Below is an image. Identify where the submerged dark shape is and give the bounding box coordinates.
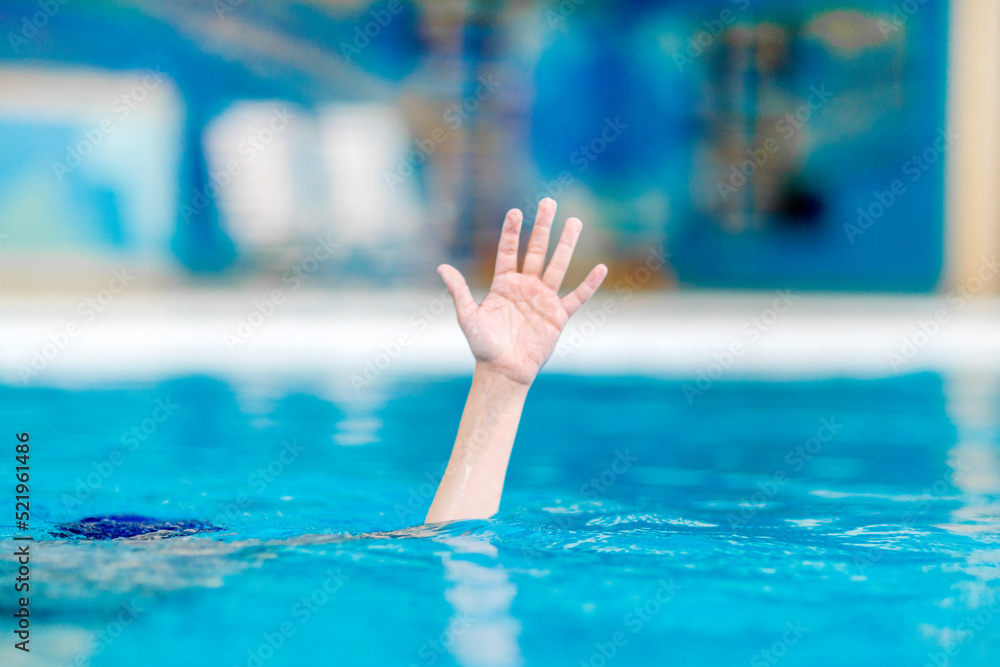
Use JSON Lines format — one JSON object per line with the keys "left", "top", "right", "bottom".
{"left": 51, "top": 515, "right": 221, "bottom": 540}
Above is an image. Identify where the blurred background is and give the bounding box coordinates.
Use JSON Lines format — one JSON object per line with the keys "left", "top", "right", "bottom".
{"left": 5, "top": 4, "right": 1000, "bottom": 665}
{"left": 0, "top": 0, "right": 998, "bottom": 383}
{"left": 1, "top": 0, "right": 995, "bottom": 289}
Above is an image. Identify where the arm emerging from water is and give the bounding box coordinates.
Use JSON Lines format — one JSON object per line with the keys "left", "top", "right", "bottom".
{"left": 425, "top": 199, "right": 607, "bottom": 523}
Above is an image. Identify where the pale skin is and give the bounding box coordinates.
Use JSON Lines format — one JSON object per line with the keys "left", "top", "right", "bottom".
{"left": 49, "top": 199, "right": 604, "bottom": 546}
{"left": 425, "top": 198, "right": 607, "bottom": 523}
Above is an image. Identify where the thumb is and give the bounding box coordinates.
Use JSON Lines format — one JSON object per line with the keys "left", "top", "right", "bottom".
{"left": 437, "top": 264, "right": 477, "bottom": 320}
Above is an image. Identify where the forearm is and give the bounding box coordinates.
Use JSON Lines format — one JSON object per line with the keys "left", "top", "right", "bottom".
{"left": 425, "top": 362, "right": 530, "bottom": 523}
{"left": 425, "top": 199, "right": 605, "bottom": 522}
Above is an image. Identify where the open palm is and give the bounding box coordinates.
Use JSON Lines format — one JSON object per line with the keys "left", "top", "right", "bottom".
{"left": 438, "top": 199, "right": 607, "bottom": 385}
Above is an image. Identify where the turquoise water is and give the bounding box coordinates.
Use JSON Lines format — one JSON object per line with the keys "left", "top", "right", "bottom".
{"left": 1, "top": 373, "right": 999, "bottom": 666}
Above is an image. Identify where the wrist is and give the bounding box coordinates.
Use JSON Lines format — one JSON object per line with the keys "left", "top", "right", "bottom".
{"left": 474, "top": 361, "right": 534, "bottom": 395}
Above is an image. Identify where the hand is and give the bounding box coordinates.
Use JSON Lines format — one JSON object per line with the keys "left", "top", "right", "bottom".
{"left": 437, "top": 199, "right": 607, "bottom": 386}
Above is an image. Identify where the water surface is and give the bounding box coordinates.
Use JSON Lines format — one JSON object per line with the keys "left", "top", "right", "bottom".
{"left": 1, "top": 373, "right": 998, "bottom": 666}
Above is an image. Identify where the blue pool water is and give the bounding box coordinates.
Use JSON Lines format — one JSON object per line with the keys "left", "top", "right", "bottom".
{"left": 1, "top": 373, "right": 999, "bottom": 666}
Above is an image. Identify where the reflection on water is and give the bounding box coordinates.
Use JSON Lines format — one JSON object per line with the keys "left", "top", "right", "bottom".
{"left": 0, "top": 373, "right": 998, "bottom": 666}
{"left": 438, "top": 537, "right": 522, "bottom": 667}
{"left": 922, "top": 374, "right": 1000, "bottom": 663}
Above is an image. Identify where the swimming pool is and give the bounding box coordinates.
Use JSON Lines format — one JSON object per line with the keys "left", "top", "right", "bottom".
{"left": 1, "top": 372, "right": 998, "bottom": 666}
